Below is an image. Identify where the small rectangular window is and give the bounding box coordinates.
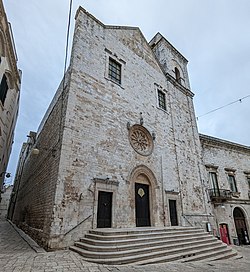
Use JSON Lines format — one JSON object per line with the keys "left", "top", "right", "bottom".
{"left": 228, "top": 174, "right": 237, "bottom": 192}
{"left": 108, "top": 58, "right": 121, "bottom": 84}
{"left": 158, "top": 90, "right": 166, "bottom": 110}
{"left": 209, "top": 172, "right": 220, "bottom": 196}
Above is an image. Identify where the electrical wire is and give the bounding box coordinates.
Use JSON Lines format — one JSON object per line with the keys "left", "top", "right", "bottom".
{"left": 63, "top": 0, "right": 73, "bottom": 89}
{"left": 197, "top": 94, "right": 250, "bottom": 120}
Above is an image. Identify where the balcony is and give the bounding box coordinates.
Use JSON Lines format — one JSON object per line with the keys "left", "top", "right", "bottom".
{"left": 208, "top": 189, "right": 233, "bottom": 202}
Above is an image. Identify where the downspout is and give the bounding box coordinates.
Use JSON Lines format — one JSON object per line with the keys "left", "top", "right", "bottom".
{"left": 161, "top": 154, "right": 166, "bottom": 226}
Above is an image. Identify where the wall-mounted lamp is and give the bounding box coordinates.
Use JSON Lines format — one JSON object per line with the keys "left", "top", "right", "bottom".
{"left": 0, "top": 172, "right": 11, "bottom": 178}
{"left": 139, "top": 112, "right": 144, "bottom": 125}
{"left": 127, "top": 122, "right": 130, "bottom": 130}
{"left": 31, "top": 148, "right": 40, "bottom": 155}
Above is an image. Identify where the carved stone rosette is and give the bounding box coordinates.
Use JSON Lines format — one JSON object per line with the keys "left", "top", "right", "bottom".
{"left": 129, "top": 124, "right": 154, "bottom": 156}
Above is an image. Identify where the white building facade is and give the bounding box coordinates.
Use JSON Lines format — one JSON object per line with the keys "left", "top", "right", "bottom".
{"left": 201, "top": 134, "right": 250, "bottom": 246}
{"left": 0, "top": 0, "right": 21, "bottom": 200}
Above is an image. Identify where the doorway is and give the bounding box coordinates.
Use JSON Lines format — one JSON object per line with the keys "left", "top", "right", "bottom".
{"left": 97, "top": 191, "right": 112, "bottom": 228}
{"left": 233, "top": 207, "right": 249, "bottom": 245}
{"left": 135, "top": 183, "right": 150, "bottom": 227}
{"left": 219, "top": 223, "right": 230, "bottom": 245}
{"left": 169, "top": 199, "right": 178, "bottom": 226}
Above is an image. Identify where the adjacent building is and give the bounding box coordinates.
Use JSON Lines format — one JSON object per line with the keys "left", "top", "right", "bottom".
{"left": 0, "top": 0, "right": 21, "bottom": 201}
{"left": 201, "top": 134, "right": 250, "bottom": 245}
{"left": 8, "top": 7, "right": 249, "bottom": 250}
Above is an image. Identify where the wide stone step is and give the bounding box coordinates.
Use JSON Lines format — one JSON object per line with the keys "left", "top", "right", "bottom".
{"left": 133, "top": 244, "right": 233, "bottom": 265}
{"left": 70, "top": 239, "right": 223, "bottom": 261}
{"left": 85, "top": 228, "right": 204, "bottom": 241}
{"left": 70, "top": 242, "right": 226, "bottom": 265}
{"left": 81, "top": 231, "right": 210, "bottom": 246}
{"left": 70, "top": 227, "right": 237, "bottom": 265}
{"left": 88, "top": 226, "right": 201, "bottom": 236}
{"left": 180, "top": 247, "right": 238, "bottom": 262}
{"left": 76, "top": 235, "right": 216, "bottom": 252}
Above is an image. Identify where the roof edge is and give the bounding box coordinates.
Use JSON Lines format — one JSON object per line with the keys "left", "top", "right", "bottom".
{"left": 150, "top": 32, "right": 188, "bottom": 63}
{"left": 199, "top": 134, "right": 250, "bottom": 152}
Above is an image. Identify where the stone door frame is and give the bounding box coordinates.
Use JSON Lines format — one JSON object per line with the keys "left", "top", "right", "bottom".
{"left": 129, "top": 165, "right": 159, "bottom": 227}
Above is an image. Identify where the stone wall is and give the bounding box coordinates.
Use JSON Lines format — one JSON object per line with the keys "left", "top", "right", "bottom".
{"left": 11, "top": 77, "right": 70, "bottom": 248}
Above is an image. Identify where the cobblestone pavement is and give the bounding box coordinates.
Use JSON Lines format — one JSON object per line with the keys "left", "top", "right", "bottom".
{"left": 1, "top": 219, "right": 250, "bottom": 272}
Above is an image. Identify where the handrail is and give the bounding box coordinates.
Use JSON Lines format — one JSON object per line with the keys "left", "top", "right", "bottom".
{"left": 183, "top": 215, "right": 203, "bottom": 228}
{"left": 64, "top": 214, "right": 92, "bottom": 236}
{"left": 183, "top": 215, "right": 194, "bottom": 227}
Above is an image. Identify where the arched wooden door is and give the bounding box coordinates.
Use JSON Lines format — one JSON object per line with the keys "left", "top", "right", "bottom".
{"left": 135, "top": 183, "right": 150, "bottom": 227}
{"left": 233, "top": 207, "right": 250, "bottom": 245}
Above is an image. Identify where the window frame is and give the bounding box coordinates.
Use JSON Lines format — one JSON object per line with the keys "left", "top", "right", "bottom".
{"left": 227, "top": 174, "right": 238, "bottom": 192}
{"left": 209, "top": 172, "right": 219, "bottom": 191}
{"left": 108, "top": 57, "right": 122, "bottom": 85}
{"left": 157, "top": 89, "right": 167, "bottom": 111}
{"left": 104, "top": 49, "right": 125, "bottom": 87}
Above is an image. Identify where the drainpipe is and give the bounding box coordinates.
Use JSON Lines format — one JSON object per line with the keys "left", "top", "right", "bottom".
{"left": 160, "top": 154, "right": 166, "bottom": 226}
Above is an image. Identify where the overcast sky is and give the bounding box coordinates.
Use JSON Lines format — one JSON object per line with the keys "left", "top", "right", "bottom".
{"left": 3, "top": 0, "right": 250, "bottom": 183}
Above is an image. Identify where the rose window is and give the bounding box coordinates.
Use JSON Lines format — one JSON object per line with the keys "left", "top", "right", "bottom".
{"left": 129, "top": 125, "right": 153, "bottom": 156}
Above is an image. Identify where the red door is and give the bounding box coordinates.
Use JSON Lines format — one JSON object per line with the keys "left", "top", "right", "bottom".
{"left": 219, "top": 224, "right": 230, "bottom": 245}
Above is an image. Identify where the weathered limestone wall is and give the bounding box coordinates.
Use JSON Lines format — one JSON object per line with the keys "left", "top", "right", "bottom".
{"left": 151, "top": 33, "right": 210, "bottom": 226}
{"left": 200, "top": 134, "right": 250, "bottom": 243}
{"left": 11, "top": 77, "right": 70, "bottom": 248}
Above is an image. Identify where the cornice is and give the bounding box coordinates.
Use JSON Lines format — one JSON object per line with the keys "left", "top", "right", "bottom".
{"left": 200, "top": 134, "right": 250, "bottom": 154}
{"left": 226, "top": 198, "right": 250, "bottom": 204}
{"left": 166, "top": 73, "right": 194, "bottom": 98}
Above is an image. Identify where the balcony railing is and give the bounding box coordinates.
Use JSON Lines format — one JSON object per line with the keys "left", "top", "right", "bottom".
{"left": 208, "top": 189, "right": 233, "bottom": 202}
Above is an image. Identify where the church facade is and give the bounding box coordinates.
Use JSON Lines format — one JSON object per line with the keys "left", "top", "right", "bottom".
{"left": 8, "top": 7, "right": 249, "bottom": 250}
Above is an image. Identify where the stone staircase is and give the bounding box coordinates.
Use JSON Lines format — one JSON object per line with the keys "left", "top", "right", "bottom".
{"left": 70, "top": 227, "right": 237, "bottom": 265}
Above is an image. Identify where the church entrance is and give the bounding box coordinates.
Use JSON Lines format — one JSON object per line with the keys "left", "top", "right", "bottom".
{"left": 233, "top": 207, "right": 249, "bottom": 245}
{"left": 135, "top": 183, "right": 150, "bottom": 227}
{"left": 97, "top": 191, "right": 112, "bottom": 228}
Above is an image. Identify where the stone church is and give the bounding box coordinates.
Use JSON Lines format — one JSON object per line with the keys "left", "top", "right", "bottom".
{"left": 8, "top": 7, "right": 250, "bottom": 251}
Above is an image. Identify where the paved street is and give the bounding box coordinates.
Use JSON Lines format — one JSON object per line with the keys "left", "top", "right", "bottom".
{"left": 0, "top": 219, "right": 250, "bottom": 272}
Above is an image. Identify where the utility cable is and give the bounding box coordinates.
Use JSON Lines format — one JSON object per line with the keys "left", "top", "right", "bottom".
{"left": 197, "top": 94, "right": 250, "bottom": 120}
{"left": 63, "top": 0, "right": 73, "bottom": 89}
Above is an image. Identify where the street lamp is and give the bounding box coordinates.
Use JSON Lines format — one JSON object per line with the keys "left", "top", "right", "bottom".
{"left": 0, "top": 172, "right": 11, "bottom": 178}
